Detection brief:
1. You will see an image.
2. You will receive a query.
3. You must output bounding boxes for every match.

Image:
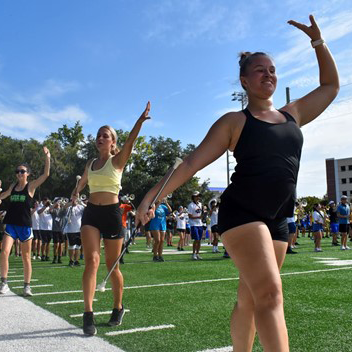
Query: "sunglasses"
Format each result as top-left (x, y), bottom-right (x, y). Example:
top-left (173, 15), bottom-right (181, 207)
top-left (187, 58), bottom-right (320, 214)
top-left (15, 169), bottom-right (27, 174)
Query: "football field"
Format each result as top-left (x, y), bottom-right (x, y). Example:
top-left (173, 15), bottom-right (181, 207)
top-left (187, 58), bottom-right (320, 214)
top-left (4, 235), bottom-right (352, 352)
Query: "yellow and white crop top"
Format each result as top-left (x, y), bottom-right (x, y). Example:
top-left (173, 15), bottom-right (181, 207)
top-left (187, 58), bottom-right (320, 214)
top-left (88, 156), bottom-right (122, 195)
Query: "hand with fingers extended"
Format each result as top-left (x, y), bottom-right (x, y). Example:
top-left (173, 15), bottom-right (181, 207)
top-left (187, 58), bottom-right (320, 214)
top-left (138, 101), bottom-right (151, 123)
top-left (43, 146), bottom-right (51, 158)
top-left (288, 14), bottom-right (322, 41)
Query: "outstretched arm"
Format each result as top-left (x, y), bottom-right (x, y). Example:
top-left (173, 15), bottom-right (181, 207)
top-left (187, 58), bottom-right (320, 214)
top-left (0, 181), bottom-right (15, 203)
top-left (284, 15), bottom-right (339, 126)
top-left (136, 113), bottom-right (237, 225)
top-left (28, 147), bottom-right (51, 196)
top-left (112, 101), bottom-right (151, 170)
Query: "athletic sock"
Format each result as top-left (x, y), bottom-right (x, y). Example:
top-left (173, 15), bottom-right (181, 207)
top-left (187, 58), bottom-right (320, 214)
top-left (1, 277), bottom-right (8, 284)
top-left (24, 282), bottom-right (30, 288)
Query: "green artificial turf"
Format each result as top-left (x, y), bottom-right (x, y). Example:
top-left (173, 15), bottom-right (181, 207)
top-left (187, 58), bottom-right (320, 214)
top-left (5, 235), bottom-right (352, 351)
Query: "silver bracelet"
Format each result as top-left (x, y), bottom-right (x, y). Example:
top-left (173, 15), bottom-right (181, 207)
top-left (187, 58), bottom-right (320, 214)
top-left (311, 38), bottom-right (325, 48)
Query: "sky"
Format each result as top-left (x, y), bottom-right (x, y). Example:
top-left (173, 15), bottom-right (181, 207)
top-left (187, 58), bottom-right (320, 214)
top-left (0, 0), bottom-right (351, 198)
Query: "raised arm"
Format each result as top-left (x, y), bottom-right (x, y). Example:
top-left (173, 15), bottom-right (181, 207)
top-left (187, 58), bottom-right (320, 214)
top-left (112, 102), bottom-right (150, 170)
top-left (71, 161), bottom-right (90, 201)
top-left (28, 146), bottom-right (51, 197)
top-left (0, 181), bottom-right (15, 203)
top-left (284, 15), bottom-right (339, 126)
top-left (136, 112), bottom-right (238, 225)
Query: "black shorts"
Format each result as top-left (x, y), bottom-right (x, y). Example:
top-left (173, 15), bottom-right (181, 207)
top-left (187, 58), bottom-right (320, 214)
top-left (67, 232), bottom-right (81, 248)
top-left (41, 230), bottom-right (52, 244)
top-left (0, 231), bottom-right (3, 241)
top-left (32, 230), bottom-right (41, 241)
top-left (81, 202), bottom-right (123, 239)
top-left (218, 201), bottom-right (289, 242)
top-left (339, 224), bottom-right (349, 233)
top-left (52, 231), bottom-right (65, 244)
top-left (211, 225), bottom-right (219, 234)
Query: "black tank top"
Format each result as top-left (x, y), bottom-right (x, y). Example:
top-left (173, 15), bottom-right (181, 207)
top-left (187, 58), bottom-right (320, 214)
top-left (3, 183), bottom-right (32, 227)
top-left (222, 108), bottom-right (303, 220)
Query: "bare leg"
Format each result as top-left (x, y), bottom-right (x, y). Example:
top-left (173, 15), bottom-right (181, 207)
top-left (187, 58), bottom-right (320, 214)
top-left (21, 239), bottom-right (32, 283)
top-left (158, 231), bottom-right (165, 256)
top-left (151, 230), bottom-right (160, 257)
top-left (222, 222), bottom-right (289, 352)
top-left (1, 235), bottom-right (14, 278)
top-left (104, 238), bottom-right (124, 309)
top-left (81, 225), bottom-right (101, 312)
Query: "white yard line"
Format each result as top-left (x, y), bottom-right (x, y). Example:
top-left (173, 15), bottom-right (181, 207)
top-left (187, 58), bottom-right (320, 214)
top-left (197, 347), bottom-right (232, 352)
top-left (46, 299), bottom-right (97, 305)
top-left (12, 284), bottom-right (53, 289)
top-left (69, 309), bottom-right (130, 318)
top-left (105, 324), bottom-right (175, 336)
top-left (8, 279), bottom-right (38, 283)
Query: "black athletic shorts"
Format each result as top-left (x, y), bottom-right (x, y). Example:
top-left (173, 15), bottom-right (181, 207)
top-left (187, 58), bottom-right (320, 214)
top-left (41, 230), bottom-right (52, 244)
top-left (81, 202), bottom-right (123, 239)
top-left (52, 231), bottom-right (65, 244)
top-left (211, 225), bottom-right (219, 234)
top-left (67, 232), bottom-right (81, 247)
top-left (32, 230), bottom-right (41, 241)
top-left (339, 224), bottom-right (349, 233)
top-left (218, 201), bottom-right (289, 242)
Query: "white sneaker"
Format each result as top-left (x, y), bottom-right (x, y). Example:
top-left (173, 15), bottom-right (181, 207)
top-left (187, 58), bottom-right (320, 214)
top-left (341, 246), bottom-right (346, 250)
top-left (192, 254), bottom-right (198, 260)
top-left (23, 286), bottom-right (33, 297)
top-left (32, 255), bottom-right (36, 260)
top-left (346, 246), bottom-right (351, 250)
top-left (0, 282), bottom-right (10, 294)
top-left (196, 254), bottom-right (202, 260)
top-left (37, 256), bottom-right (41, 260)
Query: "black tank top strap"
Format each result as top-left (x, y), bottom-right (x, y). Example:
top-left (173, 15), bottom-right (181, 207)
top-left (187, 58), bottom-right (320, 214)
top-left (278, 110), bottom-right (297, 124)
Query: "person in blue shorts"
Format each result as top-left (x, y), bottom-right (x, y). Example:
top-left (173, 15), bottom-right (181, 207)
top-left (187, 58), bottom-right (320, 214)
top-left (188, 191), bottom-right (203, 260)
top-left (149, 199), bottom-right (171, 262)
top-left (328, 201), bottom-right (339, 246)
top-left (0, 147), bottom-right (51, 296)
top-left (337, 195), bottom-right (351, 250)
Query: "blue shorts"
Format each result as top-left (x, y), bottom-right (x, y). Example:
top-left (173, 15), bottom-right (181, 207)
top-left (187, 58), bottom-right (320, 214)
top-left (330, 223), bottom-right (339, 233)
top-left (312, 223), bottom-right (323, 232)
top-left (149, 218), bottom-right (166, 232)
top-left (5, 224), bottom-right (33, 242)
top-left (191, 226), bottom-right (203, 241)
top-left (288, 222), bottom-right (296, 234)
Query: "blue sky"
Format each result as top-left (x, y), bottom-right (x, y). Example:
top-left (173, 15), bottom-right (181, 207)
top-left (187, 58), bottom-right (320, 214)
top-left (0, 0), bottom-right (351, 198)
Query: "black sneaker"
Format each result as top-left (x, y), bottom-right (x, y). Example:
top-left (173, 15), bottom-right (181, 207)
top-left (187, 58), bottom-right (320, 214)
top-left (45, 256), bottom-right (50, 261)
top-left (153, 256), bottom-right (159, 262)
top-left (108, 306), bottom-right (125, 326)
top-left (69, 260), bottom-right (74, 267)
top-left (58, 257), bottom-right (62, 264)
top-left (158, 256), bottom-right (165, 262)
top-left (52, 257), bottom-right (57, 264)
top-left (83, 312), bottom-right (97, 336)
top-left (286, 247), bottom-right (298, 254)
top-left (41, 256), bottom-right (45, 262)
top-left (74, 261), bottom-right (80, 267)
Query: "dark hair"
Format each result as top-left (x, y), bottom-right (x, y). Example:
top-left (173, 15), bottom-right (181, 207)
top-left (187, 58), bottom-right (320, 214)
top-left (17, 163), bottom-right (31, 174)
top-left (238, 51), bottom-right (271, 90)
top-left (313, 203), bottom-right (320, 211)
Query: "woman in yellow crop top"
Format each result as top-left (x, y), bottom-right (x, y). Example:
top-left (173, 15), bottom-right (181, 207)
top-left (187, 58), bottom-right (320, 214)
top-left (72, 102), bottom-right (150, 336)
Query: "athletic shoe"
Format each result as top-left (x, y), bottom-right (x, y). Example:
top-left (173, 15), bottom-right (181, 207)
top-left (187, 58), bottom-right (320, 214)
top-left (196, 254), bottom-right (202, 260)
top-left (32, 255), bottom-right (36, 260)
top-left (58, 257), bottom-right (62, 264)
top-left (332, 243), bottom-right (339, 246)
top-left (153, 256), bottom-right (159, 262)
top-left (0, 282), bottom-right (9, 294)
top-left (177, 247), bottom-right (181, 251)
top-left (41, 256), bottom-right (45, 262)
top-left (52, 257), bottom-right (57, 264)
top-left (346, 246), bottom-right (351, 250)
top-left (74, 261), bottom-right (80, 266)
top-left (108, 306), bottom-right (125, 326)
top-left (83, 312), bottom-right (97, 336)
top-left (80, 254), bottom-right (84, 260)
top-left (286, 247), bottom-right (297, 254)
top-left (23, 286), bottom-right (33, 297)
top-left (69, 260), bottom-right (74, 267)
top-left (314, 248), bottom-right (322, 252)
top-left (45, 256), bottom-right (50, 261)
top-left (158, 256), bottom-right (165, 262)
top-left (341, 246), bottom-right (346, 250)
top-left (223, 252), bottom-right (230, 259)
top-left (180, 248), bottom-right (184, 251)
top-left (192, 254), bottom-right (197, 260)
top-left (37, 255), bottom-right (41, 260)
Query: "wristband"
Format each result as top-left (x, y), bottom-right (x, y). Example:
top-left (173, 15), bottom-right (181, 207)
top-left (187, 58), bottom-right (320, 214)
top-left (311, 38), bottom-right (325, 48)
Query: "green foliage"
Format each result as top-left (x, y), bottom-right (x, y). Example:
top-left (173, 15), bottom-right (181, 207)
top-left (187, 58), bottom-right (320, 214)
top-left (0, 123), bottom-right (211, 207)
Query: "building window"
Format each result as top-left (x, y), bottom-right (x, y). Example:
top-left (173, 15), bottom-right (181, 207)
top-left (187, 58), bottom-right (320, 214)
top-left (349, 165), bottom-right (352, 171)
top-left (350, 178), bottom-right (352, 183)
top-left (341, 166), bottom-right (346, 171)
top-left (342, 178), bottom-right (347, 184)
top-left (342, 191), bottom-right (348, 196)
top-left (350, 190), bottom-right (352, 195)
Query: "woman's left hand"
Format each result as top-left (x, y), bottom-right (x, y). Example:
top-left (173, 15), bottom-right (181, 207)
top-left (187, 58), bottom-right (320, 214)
top-left (288, 14), bottom-right (322, 41)
top-left (136, 201), bottom-right (155, 225)
top-left (139, 101), bottom-right (151, 123)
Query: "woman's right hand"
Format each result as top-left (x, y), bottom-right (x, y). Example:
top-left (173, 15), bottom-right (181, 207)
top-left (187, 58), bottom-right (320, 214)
top-left (136, 201), bottom-right (155, 226)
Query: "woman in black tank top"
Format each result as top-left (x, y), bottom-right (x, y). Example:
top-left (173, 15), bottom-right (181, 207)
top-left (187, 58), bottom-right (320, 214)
top-left (0, 147), bottom-right (50, 297)
top-left (137, 15), bottom-right (339, 351)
